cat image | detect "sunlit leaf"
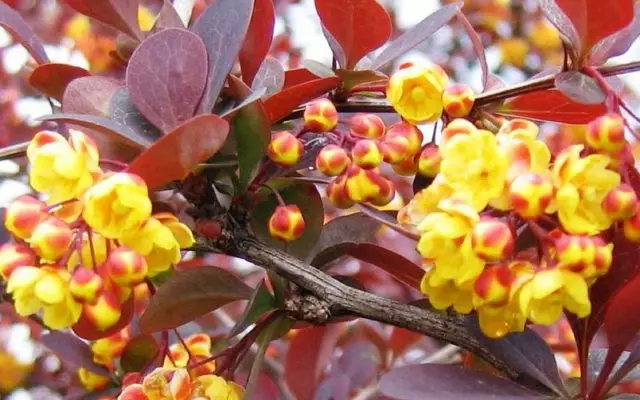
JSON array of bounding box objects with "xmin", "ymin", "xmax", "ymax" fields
[
  {"xmin": 239, "ymin": 0, "xmax": 275, "ymax": 86},
  {"xmin": 0, "ymin": 1, "xmax": 49, "ymax": 64}
]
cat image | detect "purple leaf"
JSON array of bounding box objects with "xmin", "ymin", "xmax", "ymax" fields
[
  {"xmin": 554, "ymin": 71, "xmax": 605, "ymax": 105},
  {"xmin": 29, "ymin": 63, "xmax": 90, "ymax": 102},
  {"xmin": 336, "ymin": 340, "xmax": 379, "ymax": 389},
  {"xmin": 191, "ymin": 0, "xmax": 254, "ymax": 113},
  {"xmin": 539, "ymin": 0, "xmax": 580, "ymax": 59},
  {"xmin": 371, "ymin": 2, "xmax": 462, "ymax": 70},
  {"xmin": 126, "ymin": 28, "xmax": 208, "ymax": 133},
  {"xmin": 151, "ymin": 0, "xmax": 185, "ymax": 31},
  {"xmin": 589, "ymin": 2, "xmax": 640, "ymax": 64},
  {"xmin": 251, "ymin": 56, "xmax": 285, "ymax": 99},
  {"xmin": 109, "ymin": 88, "xmax": 163, "ymax": 141},
  {"xmin": 41, "ymin": 331, "xmax": 110, "ymax": 376},
  {"xmin": 63, "ymin": 76, "xmax": 122, "ymax": 116},
  {"xmin": 379, "ymin": 364, "xmax": 541, "ymax": 400},
  {"xmin": 0, "ymin": 1, "xmax": 49, "ymax": 64},
  {"xmin": 315, "ymin": 373, "xmax": 351, "ymax": 400},
  {"xmin": 456, "ymin": 10, "xmax": 488, "ymax": 91},
  {"xmin": 63, "ymin": 0, "xmax": 143, "ymax": 41},
  {"xmin": 322, "ymin": 25, "xmax": 347, "ymax": 69}
]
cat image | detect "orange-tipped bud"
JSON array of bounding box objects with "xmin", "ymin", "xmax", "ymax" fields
[
  {"xmin": 442, "ymin": 83, "xmax": 475, "ymax": 118},
  {"xmin": 344, "ymin": 166, "xmax": 390, "ymax": 203},
  {"xmin": 623, "ymin": 212, "xmax": 640, "ymax": 242},
  {"xmin": 382, "ymin": 122, "xmax": 423, "ymax": 164},
  {"xmin": 78, "ymin": 368, "xmax": 110, "ymax": 391},
  {"xmin": 441, "ymin": 118, "xmax": 477, "ymax": 146},
  {"xmin": 602, "ymin": 184, "xmax": 639, "ymax": 221},
  {"xmin": 351, "ymin": 139, "xmax": 383, "ymax": 169},
  {"xmin": 267, "ymin": 131, "xmax": 304, "ymax": 167},
  {"xmin": 391, "ymin": 156, "xmax": 418, "ymax": 176},
  {"xmin": 30, "ymin": 217, "xmax": 73, "ymax": 261},
  {"xmin": 471, "ymin": 218, "xmax": 514, "ymax": 261},
  {"xmin": 554, "ymin": 234, "xmax": 612, "ymax": 280},
  {"xmin": 473, "ymin": 263, "xmax": 513, "ymax": 306},
  {"xmin": 83, "ymin": 291, "xmax": 122, "ymax": 331},
  {"xmin": 326, "ymin": 175, "xmax": 354, "ymax": 209},
  {"xmin": 349, "ymin": 113, "xmax": 385, "ymax": 139},
  {"xmin": 70, "ymin": 267, "xmax": 103, "ymax": 303},
  {"xmin": 4, "ymin": 195, "xmax": 48, "ymax": 240},
  {"xmin": 315, "ymin": 145, "xmax": 351, "ymax": 176},
  {"xmin": 370, "ymin": 177, "xmax": 395, "ymax": 207},
  {"xmin": 0, "ymin": 243, "xmax": 36, "ymax": 280},
  {"xmin": 105, "ymin": 247, "xmax": 148, "ymax": 286},
  {"xmin": 303, "ymin": 98, "xmax": 338, "ymax": 132},
  {"xmin": 509, "ymin": 172, "xmax": 555, "ymax": 219},
  {"xmin": 418, "ymin": 144, "xmax": 441, "ymax": 177},
  {"xmin": 268, "ymin": 205, "xmax": 305, "ymax": 242},
  {"xmin": 586, "ymin": 113, "xmax": 626, "ymax": 152}
]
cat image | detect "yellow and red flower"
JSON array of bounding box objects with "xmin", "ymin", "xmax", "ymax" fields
[
  {"xmin": 315, "ymin": 145, "xmax": 351, "ymax": 176},
  {"xmin": 268, "ymin": 205, "xmax": 305, "ymax": 242},
  {"xmin": 442, "ymin": 83, "xmax": 475, "ymax": 118},
  {"xmin": 4, "ymin": 195, "xmax": 48, "ymax": 240},
  {"xmin": 267, "ymin": 131, "xmax": 304, "ymax": 167},
  {"xmin": 303, "ymin": 98, "xmax": 338, "ymax": 132},
  {"xmin": 349, "ymin": 113, "xmax": 385, "ymax": 139}
]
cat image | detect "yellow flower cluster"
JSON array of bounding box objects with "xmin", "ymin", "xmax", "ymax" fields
[
  {"xmin": 0, "ymin": 130, "xmax": 194, "ymax": 333},
  {"xmin": 399, "ymin": 115, "xmax": 632, "ymax": 338}
]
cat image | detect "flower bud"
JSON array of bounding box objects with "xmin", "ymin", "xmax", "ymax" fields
[
  {"xmin": 418, "ymin": 144, "xmax": 441, "ymax": 177},
  {"xmin": 586, "ymin": 113, "xmax": 626, "ymax": 152},
  {"xmin": 267, "ymin": 131, "xmax": 304, "ymax": 167},
  {"xmin": 83, "ymin": 291, "xmax": 121, "ymax": 331},
  {"xmin": 369, "ymin": 177, "xmax": 395, "ymax": 207},
  {"xmin": 70, "ymin": 267, "xmax": 103, "ymax": 303},
  {"xmin": 498, "ymin": 119, "xmax": 538, "ymax": 137},
  {"xmin": 5, "ymin": 195, "xmax": 48, "ymax": 240},
  {"xmin": 382, "ymin": 122, "xmax": 423, "ymax": 164},
  {"xmin": 351, "ymin": 139, "xmax": 383, "ymax": 169},
  {"xmin": 602, "ymin": 184, "xmax": 638, "ymax": 221},
  {"xmin": 473, "ymin": 263, "xmax": 513, "ymax": 306},
  {"xmin": 442, "ymin": 83, "xmax": 475, "ymax": 118},
  {"xmin": 344, "ymin": 166, "xmax": 392, "ymax": 204},
  {"xmin": 303, "ymin": 98, "xmax": 338, "ymax": 132},
  {"xmin": 30, "ymin": 217, "xmax": 73, "ymax": 261},
  {"xmin": 391, "ymin": 156, "xmax": 418, "ymax": 176},
  {"xmin": 0, "ymin": 243, "xmax": 36, "ymax": 280},
  {"xmin": 326, "ymin": 175, "xmax": 354, "ymax": 209},
  {"xmin": 349, "ymin": 113, "xmax": 385, "ymax": 139},
  {"xmin": 623, "ymin": 212, "xmax": 640, "ymax": 242},
  {"xmin": 509, "ymin": 172, "xmax": 554, "ymax": 219},
  {"xmin": 471, "ymin": 218, "xmax": 514, "ymax": 261},
  {"xmin": 554, "ymin": 234, "xmax": 613, "ymax": 281},
  {"xmin": 268, "ymin": 205, "xmax": 305, "ymax": 242},
  {"xmin": 315, "ymin": 145, "xmax": 351, "ymax": 176},
  {"xmin": 105, "ymin": 247, "xmax": 148, "ymax": 287},
  {"xmin": 79, "ymin": 368, "xmax": 110, "ymax": 391},
  {"xmin": 441, "ymin": 118, "xmax": 477, "ymax": 146}
]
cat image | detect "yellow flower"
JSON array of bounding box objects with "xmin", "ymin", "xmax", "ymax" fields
[
  {"xmin": 78, "ymin": 368, "xmax": 110, "ymax": 391},
  {"xmin": 440, "ymin": 128, "xmax": 507, "ymax": 211},
  {"xmin": 192, "ymin": 374, "xmax": 245, "ymax": 400},
  {"xmin": 27, "ymin": 130, "xmax": 101, "ymax": 203},
  {"xmin": 398, "ymin": 177, "xmax": 452, "ymax": 228},
  {"xmin": 420, "ymin": 269, "xmax": 474, "ymax": 314},
  {"xmin": 83, "ymin": 172, "xmax": 152, "ymax": 239},
  {"xmin": 121, "ymin": 213, "xmax": 193, "ymax": 277},
  {"xmin": 553, "ymin": 145, "xmax": 620, "ymax": 234},
  {"xmin": 0, "ymin": 350, "xmax": 32, "ymax": 393},
  {"xmin": 91, "ymin": 328, "xmax": 129, "ymax": 367},
  {"xmin": 7, "ymin": 266, "xmax": 82, "ymax": 329},
  {"xmin": 386, "ymin": 65, "xmax": 449, "ymax": 124},
  {"xmin": 138, "ymin": 5, "xmax": 157, "ymax": 32},
  {"xmin": 164, "ymin": 333, "xmax": 215, "ymax": 378}
]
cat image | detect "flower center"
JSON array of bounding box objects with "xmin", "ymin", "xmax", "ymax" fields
[{"xmin": 411, "ymin": 86, "xmax": 427, "ymax": 102}]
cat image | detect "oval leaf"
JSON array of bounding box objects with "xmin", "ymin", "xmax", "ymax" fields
[
  {"xmin": 589, "ymin": 2, "xmax": 640, "ymax": 65},
  {"xmin": 108, "ymin": 88, "xmax": 163, "ymax": 143},
  {"xmin": 127, "ymin": 114, "xmax": 229, "ymax": 189},
  {"xmin": 63, "ymin": 76, "xmax": 122, "ymax": 116},
  {"xmin": 41, "ymin": 331, "xmax": 110, "ymax": 376},
  {"xmin": 239, "ymin": 0, "xmax": 275, "ymax": 86},
  {"xmin": 263, "ymin": 77, "xmax": 340, "ymax": 123},
  {"xmin": 63, "ymin": 0, "xmax": 143, "ymax": 41},
  {"xmin": 126, "ymin": 28, "xmax": 208, "ymax": 133},
  {"xmin": 315, "ymin": 0, "xmax": 392, "ymax": 69},
  {"xmin": 29, "ymin": 63, "xmax": 90, "ymax": 101},
  {"xmin": 120, "ymin": 334, "xmax": 160, "ymax": 373},
  {"xmin": 283, "ymin": 68, "xmax": 322, "ymax": 89},
  {"xmin": 139, "ymin": 267, "xmax": 252, "ymax": 333},
  {"xmin": 307, "ymin": 212, "xmax": 382, "ymax": 262},
  {"xmin": 191, "ymin": 0, "xmax": 254, "ymax": 113},
  {"xmin": 554, "ymin": 71, "xmax": 605, "ymax": 105},
  {"xmin": 252, "ymin": 56, "xmax": 285, "ymax": 99},
  {"xmin": 0, "ymin": 1, "xmax": 49, "ymax": 64}
]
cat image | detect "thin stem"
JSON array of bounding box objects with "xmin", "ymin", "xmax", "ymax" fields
[{"xmin": 261, "ymin": 183, "xmax": 287, "ymax": 206}]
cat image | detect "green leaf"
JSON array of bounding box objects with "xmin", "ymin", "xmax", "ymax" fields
[
  {"xmin": 229, "ymin": 280, "xmax": 277, "ymax": 337},
  {"xmin": 336, "ymin": 69, "xmax": 387, "ymax": 92}
]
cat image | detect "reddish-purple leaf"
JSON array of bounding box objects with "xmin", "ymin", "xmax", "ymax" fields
[
  {"xmin": 126, "ymin": 28, "xmax": 208, "ymax": 133},
  {"xmin": 108, "ymin": 88, "xmax": 163, "ymax": 143},
  {"xmin": 308, "ymin": 212, "xmax": 382, "ymax": 263},
  {"xmin": 539, "ymin": 0, "xmax": 580, "ymax": 59},
  {"xmin": 63, "ymin": 76, "xmax": 122, "ymax": 116},
  {"xmin": 127, "ymin": 114, "xmax": 229, "ymax": 189},
  {"xmin": 283, "ymin": 68, "xmax": 322, "ymax": 88},
  {"xmin": 63, "ymin": 0, "xmax": 143, "ymax": 41},
  {"xmin": 589, "ymin": 2, "xmax": 640, "ymax": 64},
  {"xmin": 139, "ymin": 267, "xmax": 251, "ymax": 333},
  {"xmin": 371, "ymin": 2, "xmax": 461, "ymax": 70},
  {"xmin": 263, "ymin": 77, "xmax": 340, "ymax": 123},
  {"xmin": 151, "ymin": 0, "xmax": 185, "ymax": 31},
  {"xmin": 457, "ymin": 10, "xmax": 488, "ymax": 90},
  {"xmin": 239, "ymin": 0, "xmax": 275, "ymax": 86},
  {"xmin": 0, "ymin": 1, "xmax": 49, "ymax": 64},
  {"xmin": 379, "ymin": 364, "xmax": 541, "ymax": 399},
  {"xmin": 315, "ymin": 0, "xmax": 392, "ymax": 69},
  {"xmin": 251, "ymin": 56, "xmax": 285, "ymax": 99},
  {"xmin": 191, "ymin": 0, "xmax": 254, "ymax": 113},
  {"xmin": 554, "ymin": 71, "xmax": 605, "ymax": 105},
  {"xmin": 41, "ymin": 331, "xmax": 110, "ymax": 376},
  {"xmin": 29, "ymin": 63, "xmax": 90, "ymax": 102},
  {"xmin": 497, "ymin": 89, "xmax": 607, "ymax": 124},
  {"xmin": 73, "ymin": 296, "xmax": 135, "ymax": 340},
  {"xmin": 284, "ymin": 324, "xmax": 346, "ymax": 400},
  {"xmin": 120, "ymin": 334, "xmax": 160, "ymax": 373}
]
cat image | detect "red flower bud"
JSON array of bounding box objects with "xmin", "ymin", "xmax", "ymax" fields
[
  {"xmin": 382, "ymin": 122, "xmax": 423, "ymax": 164},
  {"xmin": 351, "ymin": 139, "xmax": 383, "ymax": 169},
  {"xmin": 349, "ymin": 113, "xmax": 385, "ymax": 139},
  {"xmin": 443, "ymin": 83, "xmax": 475, "ymax": 118},
  {"xmin": 326, "ymin": 175, "xmax": 354, "ymax": 209},
  {"xmin": 268, "ymin": 205, "xmax": 305, "ymax": 242},
  {"xmin": 30, "ymin": 217, "xmax": 73, "ymax": 261},
  {"xmin": 304, "ymin": 98, "xmax": 338, "ymax": 132},
  {"xmin": 587, "ymin": 113, "xmax": 626, "ymax": 152},
  {"xmin": 602, "ymin": 184, "xmax": 639, "ymax": 221},
  {"xmin": 315, "ymin": 145, "xmax": 351, "ymax": 176},
  {"xmin": 417, "ymin": 144, "xmax": 441, "ymax": 177},
  {"xmin": 0, "ymin": 243, "xmax": 36, "ymax": 280},
  {"xmin": 471, "ymin": 218, "xmax": 514, "ymax": 261},
  {"xmin": 5, "ymin": 195, "xmax": 48, "ymax": 240},
  {"xmin": 267, "ymin": 131, "xmax": 304, "ymax": 167}
]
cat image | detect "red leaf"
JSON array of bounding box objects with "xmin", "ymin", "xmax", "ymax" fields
[
  {"xmin": 314, "ymin": 0, "xmax": 392, "ymax": 69},
  {"xmin": 126, "ymin": 28, "xmax": 208, "ymax": 133},
  {"xmin": 127, "ymin": 114, "xmax": 229, "ymax": 189},
  {"xmin": 239, "ymin": 0, "xmax": 275, "ymax": 86},
  {"xmin": 72, "ymin": 296, "xmax": 135, "ymax": 340},
  {"xmin": 263, "ymin": 77, "xmax": 340, "ymax": 123},
  {"xmin": 63, "ymin": 0, "xmax": 143, "ymax": 41},
  {"xmin": 0, "ymin": 1, "xmax": 49, "ymax": 64},
  {"xmin": 497, "ymin": 89, "xmax": 607, "ymax": 124},
  {"xmin": 63, "ymin": 76, "xmax": 121, "ymax": 116},
  {"xmin": 29, "ymin": 63, "xmax": 90, "ymax": 102},
  {"xmin": 388, "ymin": 328, "xmax": 423, "ymax": 359},
  {"xmin": 283, "ymin": 68, "xmax": 321, "ymax": 89},
  {"xmin": 285, "ymin": 324, "xmax": 346, "ymax": 400}
]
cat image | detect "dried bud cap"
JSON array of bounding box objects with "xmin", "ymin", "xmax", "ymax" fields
[
  {"xmin": 418, "ymin": 144, "xmax": 441, "ymax": 177},
  {"xmin": 382, "ymin": 122, "xmax": 423, "ymax": 164},
  {"xmin": 587, "ymin": 113, "xmax": 626, "ymax": 152},
  {"xmin": 349, "ymin": 113, "xmax": 386, "ymax": 139},
  {"xmin": 351, "ymin": 139, "xmax": 384, "ymax": 169},
  {"xmin": 268, "ymin": 205, "xmax": 305, "ymax": 242},
  {"xmin": 471, "ymin": 218, "xmax": 514, "ymax": 261},
  {"xmin": 509, "ymin": 172, "xmax": 555, "ymax": 219},
  {"xmin": 70, "ymin": 267, "xmax": 103, "ymax": 303},
  {"xmin": 315, "ymin": 145, "xmax": 351, "ymax": 176},
  {"xmin": 106, "ymin": 247, "xmax": 148, "ymax": 286},
  {"xmin": 442, "ymin": 83, "xmax": 475, "ymax": 118},
  {"xmin": 267, "ymin": 131, "xmax": 304, "ymax": 167},
  {"xmin": 473, "ymin": 263, "xmax": 513, "ymax": 306},
  {"xmin": 602, "ymin": 184, "xmax": 639, "ymax": 221},
  {"xmin": 30, "ymin": 217, "xmax": 73, "ymax": 261},
  {"xmin": 5, "ymin": 195, "xmax": 48, "ymax": 240},
  {"xmin": 441, "ymin": 118, "xmax": 477, "ymax": 147},
  {"xmin": 391, "ymin": 156, "xmax": 418, "ymax": 176},
  {"xmin": 326, "ymin": 175, "xmax": 355, "ymax": 209},
  {"xmin": 83, "ymin": 291, "xmax": 122, "ymax": 331},
  {"xmin": 303, "ymin": 98, "xmax": 338, "ymax": 132},
  {"xmin": 623, "ymin": 212, "xmax": 640, "ymax": 242},
  {"xmin": 0, "ymin": 243, "xmax": 36, "ymax": 280}
]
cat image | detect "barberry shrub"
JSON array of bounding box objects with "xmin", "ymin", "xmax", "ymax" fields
[{"xmin": 0, "ymin": 0, "xmax": 640, "ymax": 399}]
